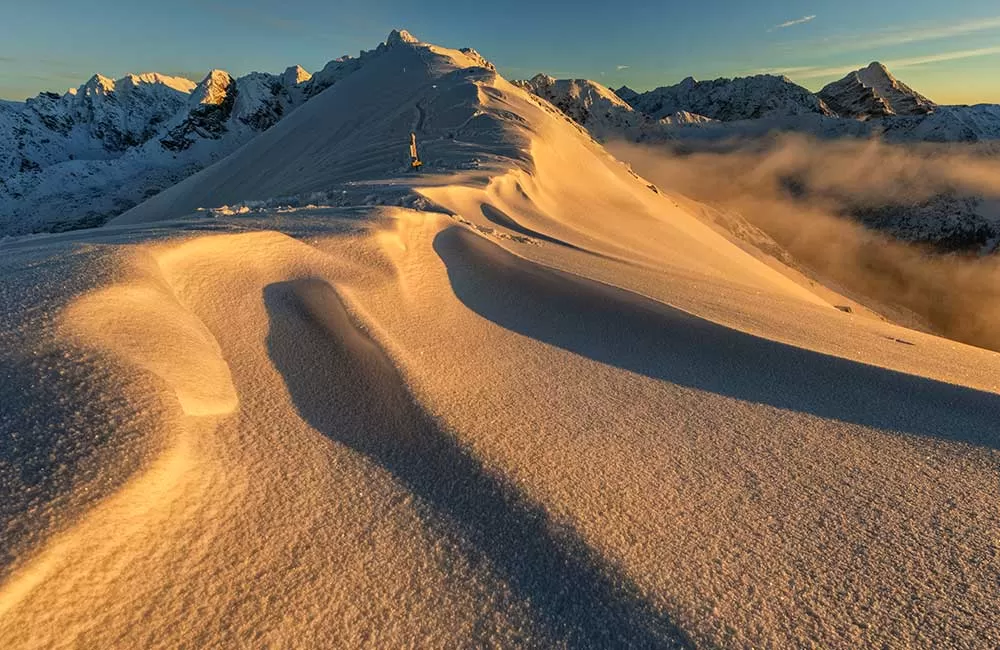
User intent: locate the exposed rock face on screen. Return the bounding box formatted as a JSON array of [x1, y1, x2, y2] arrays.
[[0, 30, 428, 236], [1, 73, 195, 177], [160, 71, 238, 151], [515, 74, 643, 131], [622, 74, 834, 121], [819, 62, 936, 119], [613, 85, 639, 104]]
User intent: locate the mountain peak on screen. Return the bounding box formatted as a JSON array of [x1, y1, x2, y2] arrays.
[[613, 85, 639, 103], [193, 70, 235, 105], [529, 73, 556, 86], [282, 65, 312, 86], [121, 73, 197, 94], [81, 74, 115, 95], [625, 74, 831, 121], [858, 61, 896, 86], [386, 29, 418, 46], [820, 61, 935, 118]]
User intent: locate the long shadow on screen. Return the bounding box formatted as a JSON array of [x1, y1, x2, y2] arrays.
[[434, 226, 1000, 450], [263, 279, 693, 648], [481, 203, 584, 251]]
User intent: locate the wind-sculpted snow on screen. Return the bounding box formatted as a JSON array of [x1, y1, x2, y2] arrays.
[[1, 30, 999, 649]]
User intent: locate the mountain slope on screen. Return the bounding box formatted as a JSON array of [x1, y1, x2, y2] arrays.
[[513, 74, 645, 133], [0, 73, 194, 178], [621, 74, 834, 121], [819, 62, 936, 119], [1, 30, 999, 650], [0, 63, 322, 235]]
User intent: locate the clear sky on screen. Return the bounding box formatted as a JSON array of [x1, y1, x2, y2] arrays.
[[1, 0, 997, 104]]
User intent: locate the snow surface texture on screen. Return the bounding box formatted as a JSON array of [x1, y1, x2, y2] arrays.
[[2, 31, 1000, 649]]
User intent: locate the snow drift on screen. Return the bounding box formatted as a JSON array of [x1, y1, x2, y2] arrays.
[[1, 30, 998, 650]]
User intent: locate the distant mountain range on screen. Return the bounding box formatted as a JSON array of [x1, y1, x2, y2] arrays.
[[513, 63, 1000, 143], [513, 65, 1000, 253], [0, 37, 398, 235], [1, 42, 998, 245]]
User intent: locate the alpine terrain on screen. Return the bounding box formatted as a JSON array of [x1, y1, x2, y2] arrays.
[[0, 30, 998, 650]]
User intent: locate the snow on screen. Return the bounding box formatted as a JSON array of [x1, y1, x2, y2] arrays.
[[0, 63, 323, 235], [818, 62, 936, 119], [855, 62, 936, 114], [513, 74, 644, 133], [657, 110, 715, 125], [620, 74, 834, 121], [1, 30, 999, 649]]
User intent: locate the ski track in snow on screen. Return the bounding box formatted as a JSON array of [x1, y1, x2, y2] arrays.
[[1, 31, 998, 649]]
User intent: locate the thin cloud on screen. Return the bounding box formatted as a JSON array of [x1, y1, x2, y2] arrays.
[[616, 65, 630, 70], [821, 16, 1000, 52], [762, 45, 1000, 80], [770, 15, 816, 31]]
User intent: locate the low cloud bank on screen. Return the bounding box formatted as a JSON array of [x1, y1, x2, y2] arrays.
[[609, 136, 1000, 352]]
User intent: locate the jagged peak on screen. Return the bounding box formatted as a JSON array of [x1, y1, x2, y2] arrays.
[[530, 73, 556, 86], [81, 74, 115, 95], [386, 29, 419, 46], [192, 69, 235, 105], [282, 65, 312, 86], [202, 69, 233, 84], [457, 47, 495, 71], [119, 73, 197, 94]]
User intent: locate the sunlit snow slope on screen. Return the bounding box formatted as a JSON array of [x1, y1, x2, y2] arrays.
[[2, 30, 998, 649]]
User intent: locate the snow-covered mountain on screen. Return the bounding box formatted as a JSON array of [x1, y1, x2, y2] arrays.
[[0, 68, 307, 234], [3, 30, 999, 650], [818, 62, 936, 119], [0, 51, 394, 235], [619, 74, 835, 121], [513, 74, 645, 133], [0, 30, 492, 236], [0, 73, 195, 178], [510, 65, 1000, 254], [657, 111, 716, 125], [5, 48, 999, 241]]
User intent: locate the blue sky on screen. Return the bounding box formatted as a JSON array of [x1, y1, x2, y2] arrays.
[[1, 0, 997, 103]]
